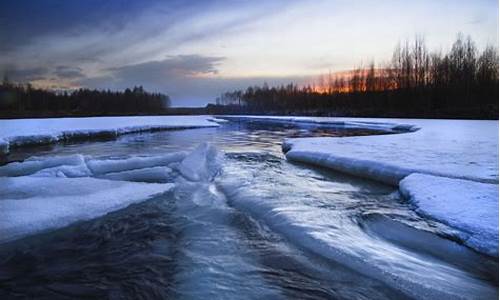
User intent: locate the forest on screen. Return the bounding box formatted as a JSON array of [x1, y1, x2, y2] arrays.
[[0, 83, 171, 118], [213, 34, 499, 119]]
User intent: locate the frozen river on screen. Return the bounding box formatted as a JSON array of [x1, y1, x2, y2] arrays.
[[0, 119, 497, 299]]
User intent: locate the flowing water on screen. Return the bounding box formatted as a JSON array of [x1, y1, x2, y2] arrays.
[[0, 120, 497, 299]]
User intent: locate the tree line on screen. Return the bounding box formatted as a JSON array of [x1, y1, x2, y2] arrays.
[[214, 34, 498, 119], [0, 81, 171, 118]]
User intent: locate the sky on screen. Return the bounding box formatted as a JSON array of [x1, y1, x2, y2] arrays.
[[0, 0, 498, 107]]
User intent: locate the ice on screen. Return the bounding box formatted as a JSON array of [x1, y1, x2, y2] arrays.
[[0, 115, 218, 155], [218, 115, 420, 132], [0, 138, 8, 154], [207, 117, 229, 123], [0, 176, 173, 243], [32, 163, 93, 178], [86, 152, 186, 175], [281, 118, 498, 185], [284, 150, 412, 186], [400, 174, 499, 256], [0, 154, 87, 177], [1, 152, 186, 181], [179, 143, 222, 182], [97, 166, 174, 183], [0, 143, 224, 243]]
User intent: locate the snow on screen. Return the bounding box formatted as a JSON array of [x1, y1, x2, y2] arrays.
[[0, 115, 218, 155], [400, 174, 499, 256], [0, 176, 173, 243], [227, 116, 499, 256]]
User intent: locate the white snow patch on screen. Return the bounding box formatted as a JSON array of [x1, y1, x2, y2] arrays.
[[400, 174, 499, 256], [0, 176, 173, 243], [0, 115, 218, 155]]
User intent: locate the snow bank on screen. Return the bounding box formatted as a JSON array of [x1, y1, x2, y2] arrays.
[[0, 176, 173, 243], [0, 115, 218, 155], [400, 174, 499, 256]]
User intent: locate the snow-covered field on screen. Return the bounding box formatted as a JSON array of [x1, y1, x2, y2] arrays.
[[224, 116, 499, 256], [0, 115, 219, 155]]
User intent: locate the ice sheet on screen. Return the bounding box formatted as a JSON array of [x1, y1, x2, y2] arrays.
[[0, 176, 173, 243], [0, 115, 218, 155]]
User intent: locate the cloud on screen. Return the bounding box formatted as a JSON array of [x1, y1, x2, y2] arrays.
[[54, 66, 85, 79], [1, 67, 48, 82], [0, 0, 164, 52], [107, 55, 225, 80], [79, 55, 223, 104]]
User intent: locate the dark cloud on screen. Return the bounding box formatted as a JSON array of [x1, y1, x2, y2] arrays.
[[2, 67, 48, 82], [1, 65, 87, 82], [54, 66, 85, 79], [108, 55, 225, 80], [0, 0, 249, 54], [82, 55, 226, 103], [0, 0, 171, 52]]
